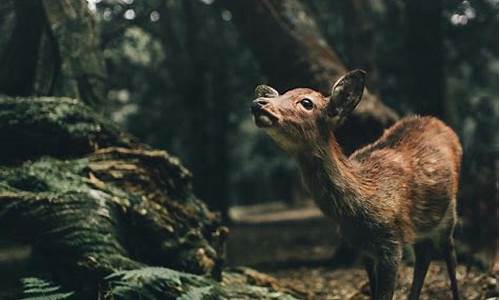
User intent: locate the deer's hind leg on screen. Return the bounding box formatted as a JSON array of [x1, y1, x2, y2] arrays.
[[438, 201, 460, 300], [444, 226, 460, 300], [408, 239, 433, 300]]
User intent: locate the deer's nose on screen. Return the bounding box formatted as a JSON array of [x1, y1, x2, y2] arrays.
[[251, 99, 269, 113], [255, 99, 269, 106]]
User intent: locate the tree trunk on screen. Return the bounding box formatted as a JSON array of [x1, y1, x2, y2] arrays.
[[340, 0, 379, 94], [0, 0, 106, 110], [220, 0, 399, 153], [0, 0, 46, 96]]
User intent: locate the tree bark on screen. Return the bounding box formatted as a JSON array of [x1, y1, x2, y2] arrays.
[[0, 0, 46, 96], [41, 0, 107, 109], [0, 0, 106, 110], [220, 0, 399, 153]]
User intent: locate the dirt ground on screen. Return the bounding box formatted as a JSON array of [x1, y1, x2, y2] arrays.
[[226, 202, 499, 300]]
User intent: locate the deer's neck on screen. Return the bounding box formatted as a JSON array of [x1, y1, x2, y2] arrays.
[[297, 133, 371, 218]]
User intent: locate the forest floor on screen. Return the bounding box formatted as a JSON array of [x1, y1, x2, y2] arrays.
[[226, 202, 499, 300]]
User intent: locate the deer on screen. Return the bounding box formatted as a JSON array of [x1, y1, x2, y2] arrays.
[[250, 70, 462, 300]]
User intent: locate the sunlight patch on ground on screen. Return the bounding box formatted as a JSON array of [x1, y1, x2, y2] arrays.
[[229, 201, 323, 223]]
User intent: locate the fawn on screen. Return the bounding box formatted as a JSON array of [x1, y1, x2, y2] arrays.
[[250, 70, 462, 300]]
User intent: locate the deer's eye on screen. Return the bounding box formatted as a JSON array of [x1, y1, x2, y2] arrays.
[[299, 98, 314, 110]]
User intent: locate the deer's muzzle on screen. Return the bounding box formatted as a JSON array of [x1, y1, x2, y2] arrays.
[[251, 99, 278, 128]]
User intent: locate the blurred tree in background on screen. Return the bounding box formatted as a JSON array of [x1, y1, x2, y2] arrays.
[[96, 0, 267, 221]]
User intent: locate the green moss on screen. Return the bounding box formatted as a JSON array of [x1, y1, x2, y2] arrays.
[[0, 97, 135, 163]]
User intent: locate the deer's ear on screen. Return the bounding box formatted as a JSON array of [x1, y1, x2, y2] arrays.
[[326, 69, 366, 121], [255, 85, 279, 98]]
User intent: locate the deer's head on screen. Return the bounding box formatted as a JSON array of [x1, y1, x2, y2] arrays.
[[251, 70, 366, 153]]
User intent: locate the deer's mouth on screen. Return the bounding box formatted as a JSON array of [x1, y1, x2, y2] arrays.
[[252, 108, 279, 128]]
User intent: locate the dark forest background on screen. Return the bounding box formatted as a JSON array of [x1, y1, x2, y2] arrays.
[[0, 0, 498, 299]]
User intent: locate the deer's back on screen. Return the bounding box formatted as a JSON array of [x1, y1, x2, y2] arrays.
[[351, 116, 462, 241]]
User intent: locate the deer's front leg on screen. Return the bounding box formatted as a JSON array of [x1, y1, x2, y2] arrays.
[[375, 244, 402, 300]]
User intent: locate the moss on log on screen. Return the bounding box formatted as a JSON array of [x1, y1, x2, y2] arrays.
[[0, 151, 229, 296], [0, 155, 301, 298], [0, 97, 136, 163]]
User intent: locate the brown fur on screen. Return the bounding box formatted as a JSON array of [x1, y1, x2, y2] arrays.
[[251, 70, 462, 300]]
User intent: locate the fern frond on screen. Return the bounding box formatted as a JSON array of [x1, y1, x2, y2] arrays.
[[105, 267, 211, 300], [18, 277, 74, 300]]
